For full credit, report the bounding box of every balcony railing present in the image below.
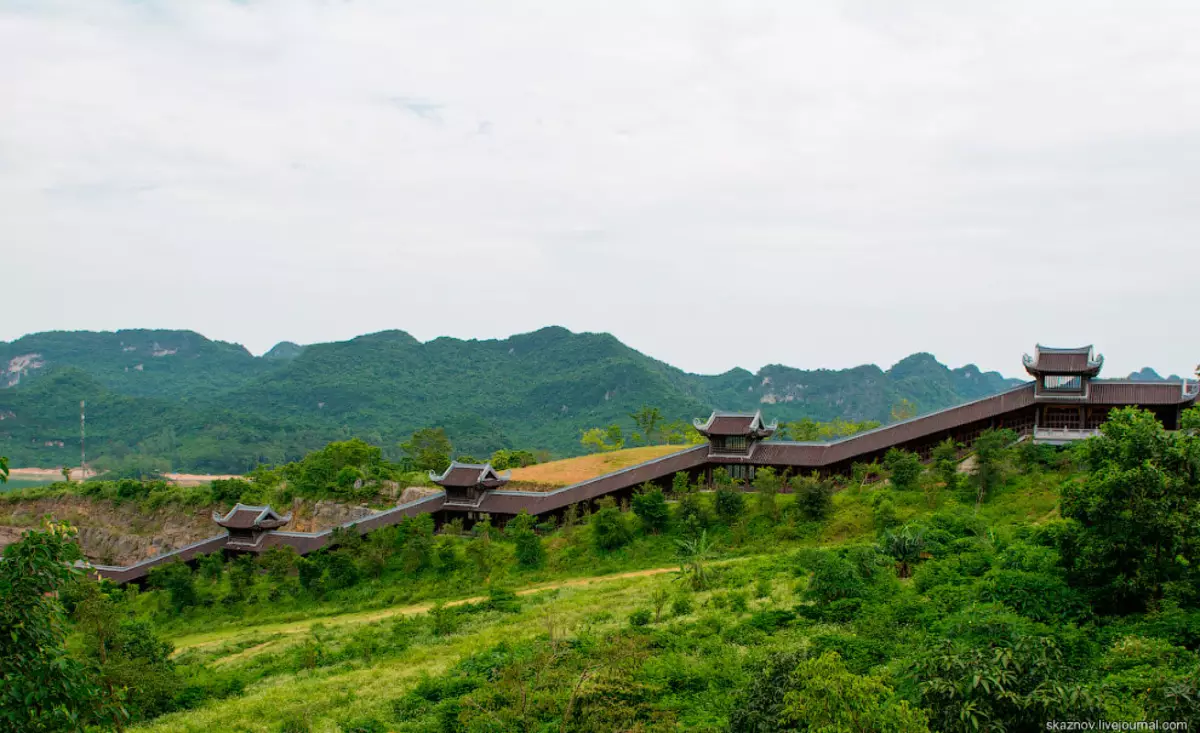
[1033,427,1100,444]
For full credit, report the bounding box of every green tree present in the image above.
[714,485,746,524]
[590,497,632,550]
[670,471,691,496]
[931,438,961,492]
[795,473,834,521]
[910,621,1098,732]
[883,448,922,491]
[259,546,297,583]
[148,561,198,611]
[781,652,930,732]
[973,428,1017,508]
[752,467,782,523]
[889,399,919,423]
[631,483,670,534]
[227,554,257,599]
[628,406,664,445]
[1059,407,1200,614]
[398,514,435,574]
[0,455,7,482]
[400,428,453,473]
[507,511,544,569]
[0,524,115,732]
[581,424,624,453]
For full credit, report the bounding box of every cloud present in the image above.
[1,0,1198,379]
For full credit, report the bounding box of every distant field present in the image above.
[1,477,59,492]
[508,444,691,487]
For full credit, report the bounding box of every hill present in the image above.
[0,326,1022,471]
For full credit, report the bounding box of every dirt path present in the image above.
[174,565,680,655]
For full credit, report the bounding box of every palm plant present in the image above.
[879,524,926,579]
[675,530,713,590]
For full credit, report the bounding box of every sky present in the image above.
[2,1,1198,380]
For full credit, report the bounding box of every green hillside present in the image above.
[0,326,1021,472]
[3,408,1197,731]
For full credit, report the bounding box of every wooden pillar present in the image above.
[1078,406,1085,430]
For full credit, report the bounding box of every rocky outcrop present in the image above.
[0,492,444,566]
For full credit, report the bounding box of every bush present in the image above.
[590,497,632,551]
[794,474,833,521]
[340,717,387,733]
[628,609,653,627]
[631,485,670,534]
[883,448,922,491]
[714,486,746,524]
[671,595,694,617]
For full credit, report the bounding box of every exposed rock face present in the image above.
[287,499,376,532]
[0,492,442,566]
[0,495,215,565]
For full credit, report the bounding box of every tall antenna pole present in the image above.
[80,400,86,481]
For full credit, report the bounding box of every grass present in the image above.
[508,445,692,487]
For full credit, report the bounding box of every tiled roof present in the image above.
[430,462,510,488]
[212,504,291,530]
[693,410,777,437]
[1024,345,1103,376]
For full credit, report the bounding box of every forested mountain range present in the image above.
[0,327,1030,472]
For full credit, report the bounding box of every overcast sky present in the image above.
[2,1,1198,379]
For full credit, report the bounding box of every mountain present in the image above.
[1127,367,1183,382]
[0,326,1022,472]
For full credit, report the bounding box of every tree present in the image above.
[879,524,926,578]
[890,399,919,423]
[1059,407,1200,614]
[400,428,453,473]
[398,514,435,574]
[670,471,691,497]
[466,517,504,580]
[197,552,224,583]
[581,424,624,453]
[794,473,834,521]
[0,524,115,732]
[752,467,783,523]
[675,531,713,590]
[910,621,1098,732]
[972,428,1017,508]
[883,448,922,491]
[227,554,257,599]
[259,546,297,583]
[590,497,632,550]
[507,511,544,569]
[148,561,198,611]
[714,485,746,524]
[631,484,670,534]
[0,456,7,482]
[781,652,930,732]
[628,406,664,445]
[930,438,961,492]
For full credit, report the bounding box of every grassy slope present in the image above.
[128,469,1065,732]
[507,444,692,487]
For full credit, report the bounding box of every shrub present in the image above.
[883,448,922,491]
[590,497,632,551]
[628,609,653,627]
[631,484,670,534]
[713,486,746,524]
[794,474,833,521]
[671,595,694,617]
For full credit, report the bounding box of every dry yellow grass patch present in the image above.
[508,445,691,487]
